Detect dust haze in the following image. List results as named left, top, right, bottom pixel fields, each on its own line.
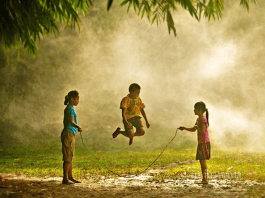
left=0, top=1, right=264, bottom=150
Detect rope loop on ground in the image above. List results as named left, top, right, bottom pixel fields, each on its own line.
left=80, top=129, right=178, bottom=177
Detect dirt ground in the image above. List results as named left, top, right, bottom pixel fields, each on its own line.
left=1, top=172, right=265, bottom=198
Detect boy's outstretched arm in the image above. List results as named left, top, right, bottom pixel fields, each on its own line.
left=140, top=109, right=150, bottom=128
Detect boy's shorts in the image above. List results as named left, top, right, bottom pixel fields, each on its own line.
left=61, top=130, right=75, bottom=163
left=196, top=142, right=211, bottom=160
left=123, top=116, right=144, bottom=131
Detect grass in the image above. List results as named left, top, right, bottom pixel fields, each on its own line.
left=0, top=130, right=265, bottom=182
left=0, top=145, right=194, bottom=179
left=155, top=148, right=265, bottom=182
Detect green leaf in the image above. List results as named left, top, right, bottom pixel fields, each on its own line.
left=120, top=0, right=131, bottom=7
left=166, top=9, right=176, bottom=37
left=178, top=0, right=198, bottom=20
left=240, top=0, right=257, bottom=12
left=133, top=0, right=139, bottom=12
left=107, top=0, right=113, bottom=11
left=0, top=0, right=258, bottom=57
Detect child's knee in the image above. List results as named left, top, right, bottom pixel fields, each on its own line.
left=136, top=128, right=145, bottom=136
left=127, top=129, right=134, bottom=138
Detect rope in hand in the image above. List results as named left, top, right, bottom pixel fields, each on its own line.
left=80, top=129, right=178, bottom=177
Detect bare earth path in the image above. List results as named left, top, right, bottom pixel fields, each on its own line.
left=1, top=172, right=265, bottom=198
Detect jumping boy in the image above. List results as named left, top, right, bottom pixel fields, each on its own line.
left=112, top=83, right=150, bottom=145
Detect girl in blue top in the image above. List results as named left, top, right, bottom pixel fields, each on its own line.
left=61, top=90, right=82, bottom=184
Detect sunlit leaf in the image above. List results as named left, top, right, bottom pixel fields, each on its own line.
left=0, top=0, right=258, bottom=56
left=107, top=0, right=113, bottom=11
left=166, top=9, right=176, bottom=37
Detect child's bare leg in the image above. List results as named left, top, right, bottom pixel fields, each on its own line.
left=68, top=162, right=73, bottom=180
left=63, top=161, right=71, bottom=183
left=200, top=160, right=208, bottom=184
left=68, top=163, right=81, bottom=183
left=112, top=128, right=121, bottom=138
left=134, top=127, right=145, bottom=136
left=119, top=129, right=134, bottom=138
left=113, top=127, right=134, bottom=139
left=118, top=129, right=134, bottom=145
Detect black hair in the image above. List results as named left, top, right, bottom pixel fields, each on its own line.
left=64, top=90, right=79, bottom=105
left=194, top=101, right=209, bottom=126
left=129, top=83, right=141, bottom=92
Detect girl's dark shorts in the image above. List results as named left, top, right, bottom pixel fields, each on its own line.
left=61, top=130, right=75, bottom=162
left=123, top=116, right=144, bottom=131
left=196, top=142, right=211, bottom=160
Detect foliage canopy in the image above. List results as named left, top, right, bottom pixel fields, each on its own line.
left=0, top=0, right=257, bottom=56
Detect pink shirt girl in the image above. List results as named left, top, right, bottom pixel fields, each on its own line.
left=196, top=116, right=210, bottom=143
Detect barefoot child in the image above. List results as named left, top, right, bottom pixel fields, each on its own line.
left=61, top=90, right=82, bottom=184
left=112, top=83, right=150, bottom=145
left=178, top=101, right=210, bottom=184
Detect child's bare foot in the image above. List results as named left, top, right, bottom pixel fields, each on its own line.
left=112, top=127, right=121, bottom=138
left=202, top=180, right=208, bottom=184
left=69, top=178, right=81, bottom=183
left=195, top=180, right=208, bottom=184
left=129, top=138, right=133, bottom=145
left=62, top=179, right=74, bottom=185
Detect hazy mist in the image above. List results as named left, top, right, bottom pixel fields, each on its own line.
left=0, top=1, right=264, bottom=150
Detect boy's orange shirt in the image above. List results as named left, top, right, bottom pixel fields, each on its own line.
left=120, top=95, right=146, bottom=120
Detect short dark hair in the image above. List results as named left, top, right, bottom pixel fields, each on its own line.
left=129, top=83, right=141, bottom=92
left=64, top=90, right=79, bottom=105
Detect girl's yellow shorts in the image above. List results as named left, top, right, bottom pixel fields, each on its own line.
left=61, top=130, right=75, bottom=162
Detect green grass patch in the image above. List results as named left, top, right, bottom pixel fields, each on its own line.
left=0, top=136, right=265, bottom=182
left=246, top=185, right=265, bottom=197
left=155, top=148, right=265, bottom=182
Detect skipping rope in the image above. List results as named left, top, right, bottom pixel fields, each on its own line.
left=80, top=129, right=178, bottom=177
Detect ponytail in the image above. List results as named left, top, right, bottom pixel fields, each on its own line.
left=64, top=95, right=69, bottom=105
left=64, top=90, right=79, bottom=105
left=205, top=108, right=209, bottom=127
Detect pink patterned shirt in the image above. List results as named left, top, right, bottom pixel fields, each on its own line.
left=196, top=116, right=210, bottom=143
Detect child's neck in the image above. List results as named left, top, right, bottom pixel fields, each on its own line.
left=198, top=113, right=203, bottom=119
left=129, top=93, right=136, bottom=99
